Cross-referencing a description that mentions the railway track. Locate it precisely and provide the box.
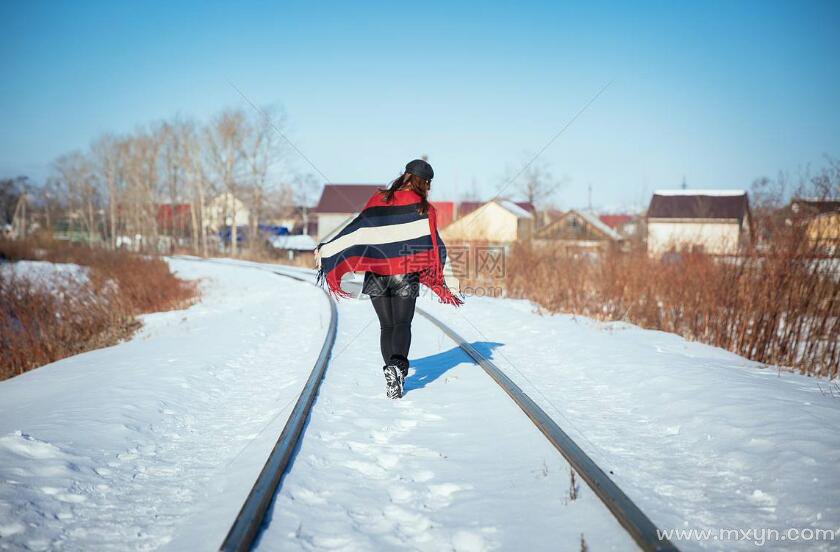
[175,257,676,551]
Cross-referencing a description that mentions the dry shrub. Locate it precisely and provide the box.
[505,225,839,378]
[0,237,197,380]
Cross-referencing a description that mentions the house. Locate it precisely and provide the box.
[312,184,382,241]
[598,214,642,238]
[203,193,250,232]
[430,201,455,229]
[441,199,534,244]
[786,199,840,254]
[156,203,192,237]
[646,190,751,255]
[534,210,624,252]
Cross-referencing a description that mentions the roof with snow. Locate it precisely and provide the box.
[495,199,535,219]
[268,234,317,251]
[534,209,623,242]
[652,189,747,196]
[576,211,623,240]
[312,184,382,213]
[648,190,750,222]
[457,200,535,218]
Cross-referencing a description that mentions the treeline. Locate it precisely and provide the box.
[2,106,317,256]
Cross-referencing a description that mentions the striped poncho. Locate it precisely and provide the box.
[315,189,462,305]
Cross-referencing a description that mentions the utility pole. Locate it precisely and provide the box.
[587,183,592,211]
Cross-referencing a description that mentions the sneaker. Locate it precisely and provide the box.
[383,364,403,399]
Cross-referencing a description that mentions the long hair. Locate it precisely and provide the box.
[380,172,431,215]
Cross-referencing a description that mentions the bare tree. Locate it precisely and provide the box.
[38,177,65,234]
[0,176,28,226]
[502,158,567,212]
[121,130,163,251]
[241,107,286,252]
[175,121,208,256]
[91,134,124,249]
[53,152,100,242]
[459,178,482,202]
[205,109,247,256]
[294,172,319,234]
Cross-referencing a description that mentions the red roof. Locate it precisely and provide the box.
[599,214,634,229]
[312,184,383,213]
[430,201,454,228]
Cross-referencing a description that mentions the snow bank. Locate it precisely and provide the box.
[0,259,330,550]
[0,260,89,289]
[418,293,840,550]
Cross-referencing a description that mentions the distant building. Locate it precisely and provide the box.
[534,210,624,252]
[646,190,751,255]
[598,214,642,238]
[441,199,534,244]
[786,199,840,254]
[203,193,250,232]
[312,184,382,241]
[156,204,192,236]
[430,201,455,229]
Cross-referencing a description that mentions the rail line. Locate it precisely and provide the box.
[174,257,675,551]
[217,268,338,552]
[415,306,677,552]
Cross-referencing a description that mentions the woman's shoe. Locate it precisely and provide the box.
[383,364,403,399]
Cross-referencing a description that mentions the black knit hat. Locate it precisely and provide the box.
[405,159,434,181]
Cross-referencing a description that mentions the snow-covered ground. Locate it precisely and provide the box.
[254,288,632,551]
[415,291,840,551]
[0,259,329,550]
[2,258,838,551]
[0,260,89,289]
[260,261,840,550]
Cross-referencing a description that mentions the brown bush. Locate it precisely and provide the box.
[0,237,197,380]
[504,226,839,378]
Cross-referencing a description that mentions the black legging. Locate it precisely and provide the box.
[371,295,417,363]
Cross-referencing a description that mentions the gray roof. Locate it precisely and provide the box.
[648,190,750,222]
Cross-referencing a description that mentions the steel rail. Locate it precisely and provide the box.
[217,269,338,552]
[173,257,673,551]
[415,306,678,552]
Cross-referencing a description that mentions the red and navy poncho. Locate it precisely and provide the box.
[315,189,462,305]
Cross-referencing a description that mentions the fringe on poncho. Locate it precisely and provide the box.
[315,190,462,305]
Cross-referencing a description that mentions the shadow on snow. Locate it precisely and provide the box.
[404,341,503,395]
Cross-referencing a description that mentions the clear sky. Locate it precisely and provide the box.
[1,1,838,210]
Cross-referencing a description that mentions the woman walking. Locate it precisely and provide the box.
[316,159,462,399]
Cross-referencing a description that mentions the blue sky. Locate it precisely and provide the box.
[1,1,838,209]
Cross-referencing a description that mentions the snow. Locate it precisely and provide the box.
[268,234,316,251]
[0,259,329,550]
[254,293,633,551]
[0,260,89,288]
[495,199,534,219]
[576,210,623,240]
[416,291,840,551]
[653,189,747,196]
[2,257,838,551]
